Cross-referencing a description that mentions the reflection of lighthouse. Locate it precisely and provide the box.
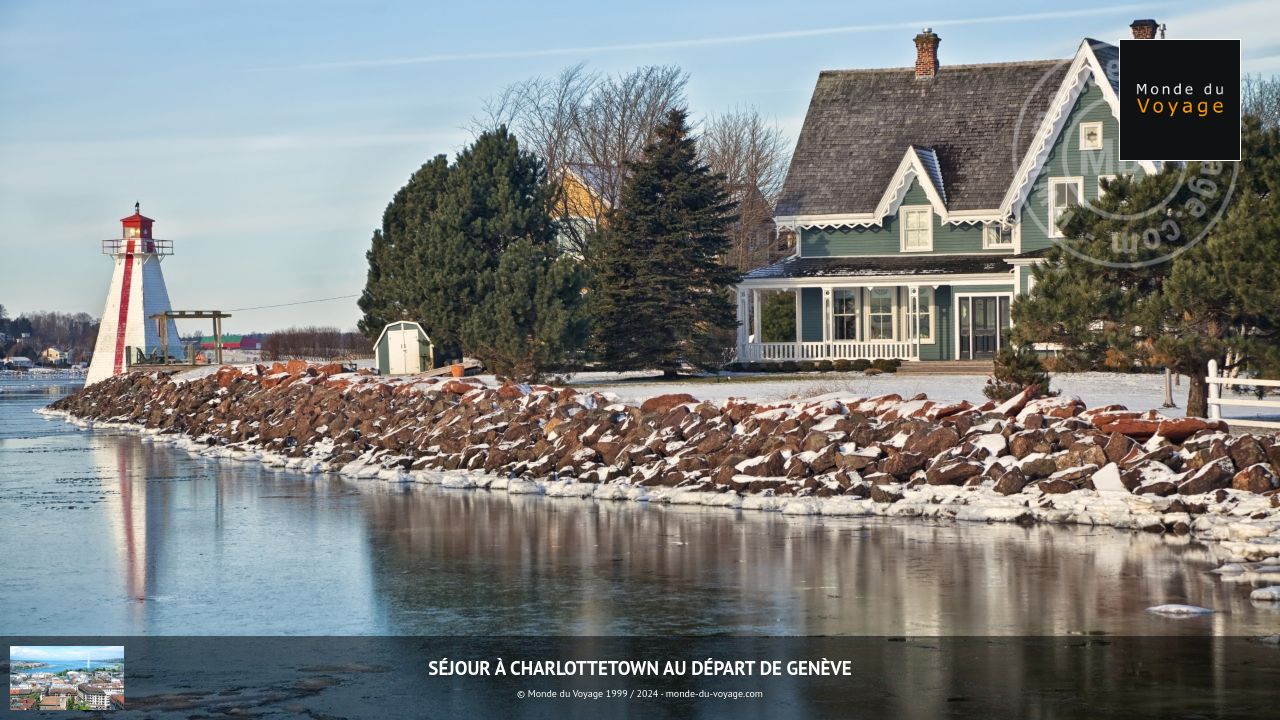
[86,204,182,386]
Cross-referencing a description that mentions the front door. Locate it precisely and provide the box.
[958,296,1010,360]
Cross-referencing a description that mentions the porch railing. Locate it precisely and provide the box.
[737,341,918,363]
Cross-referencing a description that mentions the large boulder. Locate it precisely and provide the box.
[1177,458,1235,495]
[902,426,960,458]
[640,393,697,414]
[1232,464,1279,494]
[925,460,983,486]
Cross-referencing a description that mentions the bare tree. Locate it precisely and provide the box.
[261,327,371,361]
[573,65,688,210]
[477,64,688,258]
[700,107,792,272]
[1242,74,1280,128]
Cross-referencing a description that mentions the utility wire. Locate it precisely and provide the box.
[226,294,358,312]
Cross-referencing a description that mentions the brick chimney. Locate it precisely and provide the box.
[1130,19,1159,39]
[914,28,940,79]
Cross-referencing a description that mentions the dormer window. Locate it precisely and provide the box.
[900,206,933,251]
[1079,121,1103,150]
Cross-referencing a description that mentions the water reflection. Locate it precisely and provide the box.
[2,379,1275,637]
[358,483,1269,636]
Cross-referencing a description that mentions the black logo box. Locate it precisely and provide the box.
[1119,39,1241,162]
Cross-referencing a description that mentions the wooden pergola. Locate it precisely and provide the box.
[149,310,232,365]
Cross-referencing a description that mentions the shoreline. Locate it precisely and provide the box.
[38,364,1280,563]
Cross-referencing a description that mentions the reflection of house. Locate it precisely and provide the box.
[737,22,1158,363]
[40,695,68,710]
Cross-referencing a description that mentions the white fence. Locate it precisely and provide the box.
[737,341,919,363]
[1207,359,1280,430]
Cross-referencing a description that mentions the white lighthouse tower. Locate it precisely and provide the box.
[86,204,183,386]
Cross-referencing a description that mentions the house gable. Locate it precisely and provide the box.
[1015,78,1147,253]
[798,179,1011,258]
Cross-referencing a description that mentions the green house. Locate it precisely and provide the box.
[736,23,1161,363]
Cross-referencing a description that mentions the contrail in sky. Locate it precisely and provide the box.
[256,5,1157,71]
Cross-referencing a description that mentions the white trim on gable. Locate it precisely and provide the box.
[999,40,1159,220]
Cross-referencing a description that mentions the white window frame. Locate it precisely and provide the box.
[907,286,936,343]
[1097,174,1117,197]
[865,287,897,341]
[1079,121,1103,151]
[1048,177,1084,239]
[982,222,1014,249]
[831,288,860,341]
[899,205,933,252]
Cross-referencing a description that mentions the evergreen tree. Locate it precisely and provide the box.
[760,292,796,343]
[412,127,556,358]
[984,344,1054,401]
[1013,118,1280,416]
[461,238,589,380]
[590,109,739,374]
[357,155,450,339]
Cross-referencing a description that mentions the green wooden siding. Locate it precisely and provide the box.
[952,284,1014,294]
[1017,80,1146,253]
[800,288,823,342]
[920,286,953,361]
[799,179,1008,257]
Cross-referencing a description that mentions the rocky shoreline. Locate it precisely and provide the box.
[43,362,1280,560]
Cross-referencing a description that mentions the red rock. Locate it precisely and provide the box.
[441,380,476,395]
[1177,458,1234,495]
[1155,417,1228,443]
[903,426,960,457]
[317,362,344,376]
[496,382,525,400]
[1035,478,1077,494]
[994,386,1035,416]
[924,400,974,421]
[925,460,983,486]
[557,387,578,402]
[640,393,697,414]
[285,359,308,375]
[1232,464,1278,494]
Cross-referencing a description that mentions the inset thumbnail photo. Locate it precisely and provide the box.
[9,646,124,711]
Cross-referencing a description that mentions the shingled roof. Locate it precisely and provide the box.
[775,59,1074,218]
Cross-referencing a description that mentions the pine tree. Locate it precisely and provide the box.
[1012,118,1280,416]
[591,109,739,374]
[461,238,589,380]
[410,127,556,361]
[357,155,450,339]
[984,344,1054,401]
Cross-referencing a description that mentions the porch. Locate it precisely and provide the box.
[734,276,1015,363]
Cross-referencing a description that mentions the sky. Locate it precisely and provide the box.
[2,0,1278,334]
[10,645,124,662]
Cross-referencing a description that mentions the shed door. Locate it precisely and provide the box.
[388,327,412,374]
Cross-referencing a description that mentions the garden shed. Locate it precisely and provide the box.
[374,321,434,376]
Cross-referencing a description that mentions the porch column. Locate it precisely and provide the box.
[736,289,749,353]
[751,289,762,342]
[822,287,833,346]
[908,285,920,361]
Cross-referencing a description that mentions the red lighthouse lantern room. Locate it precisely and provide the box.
[120,201,155,253]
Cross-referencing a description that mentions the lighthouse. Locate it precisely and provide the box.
[85,204,183,386]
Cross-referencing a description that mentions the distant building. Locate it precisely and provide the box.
[77,683,110,710]
[4,356,33,370]
[40,695,67,710]
[110,695,126,709]
[11,697,35,711]
[39,347,69,364]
